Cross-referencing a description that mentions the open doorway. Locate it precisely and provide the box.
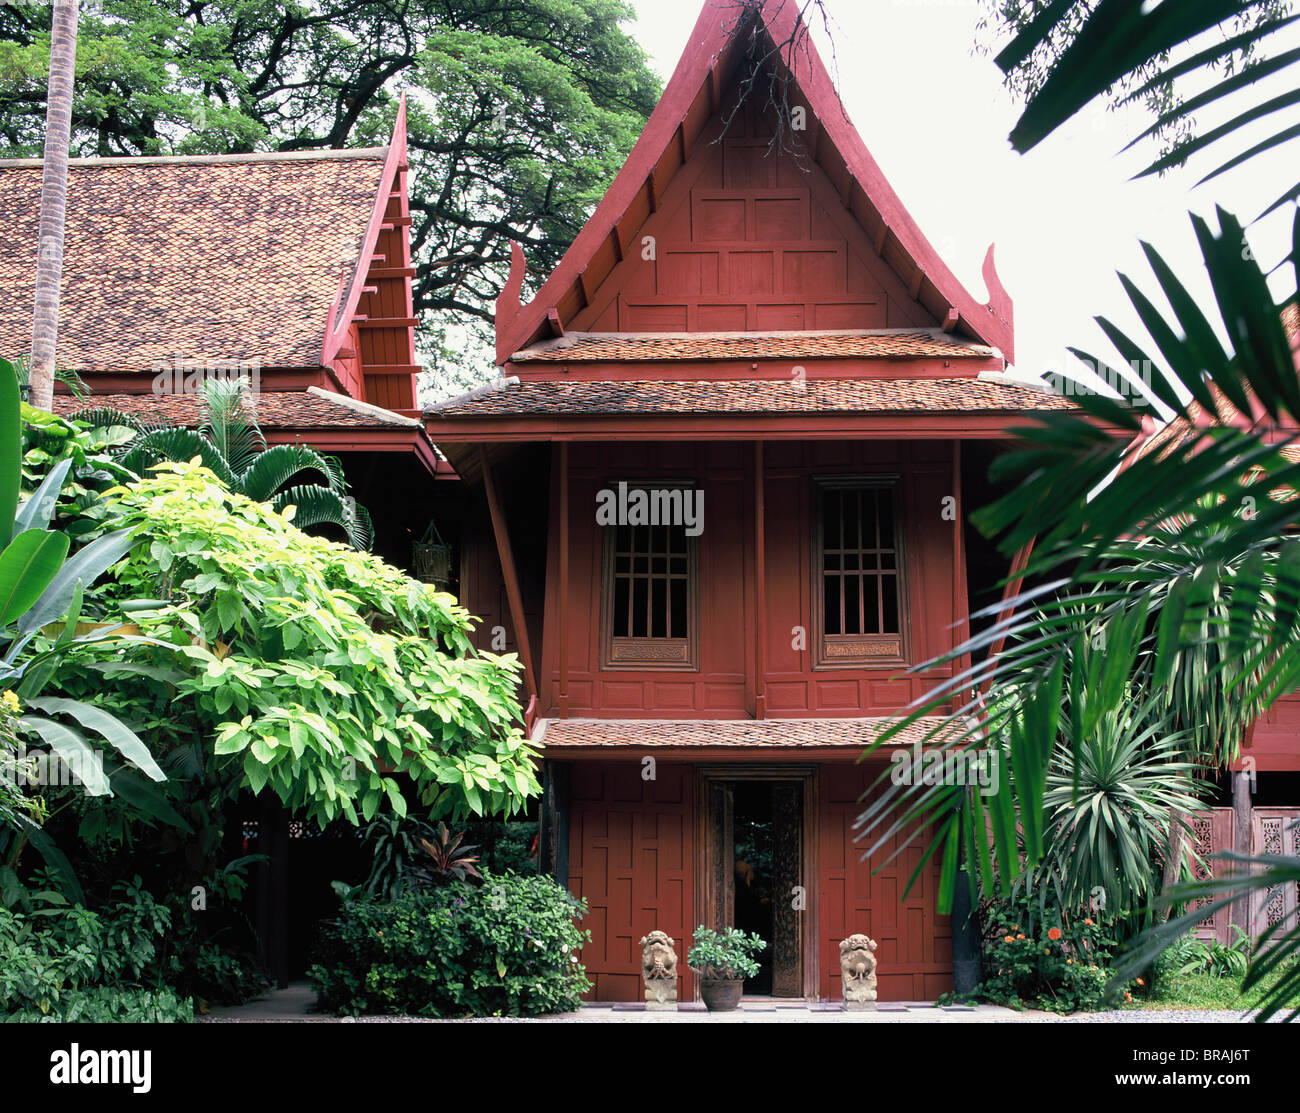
[702,773,808,997]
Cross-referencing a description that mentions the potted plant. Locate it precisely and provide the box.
[687,926,766,1012]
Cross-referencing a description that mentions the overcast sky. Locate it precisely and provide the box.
[625,0,1300,393]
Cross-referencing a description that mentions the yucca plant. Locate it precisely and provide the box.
[74,376,373,550]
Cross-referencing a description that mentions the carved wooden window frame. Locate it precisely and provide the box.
[811,475,909,669]
[599,479,700,671]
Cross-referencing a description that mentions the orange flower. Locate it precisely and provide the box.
[1004,935,1015,943]
[1124,991,1132,1002]
[1016,933,1025,940]
[1083,918,1094,926]
[1136,978,1144,987]
[1048,927,1062,941]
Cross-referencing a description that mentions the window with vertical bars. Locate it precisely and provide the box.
[813,478,906,665]
[602,486,696,668]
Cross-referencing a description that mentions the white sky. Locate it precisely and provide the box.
[625,0,1300,392]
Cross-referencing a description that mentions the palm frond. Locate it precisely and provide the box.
[271,485,370,550]
[238,444,337,503]
[199,376,265,477]
[120,427,237,489]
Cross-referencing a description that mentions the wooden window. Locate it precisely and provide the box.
[812,477,907,667]
[601,483,697,669]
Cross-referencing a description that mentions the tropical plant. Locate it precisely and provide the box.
[74,461,538,826]
[0,877,193,1022]
[79,376,373,550]
[0,358,167,900]
[686,925,766,981]
[310,870,591,1017]
[26,0,79,413]
[412,822,482,888]
[857,0,1300,1022]
[974,891,1123,1013]
[356,813,437,902]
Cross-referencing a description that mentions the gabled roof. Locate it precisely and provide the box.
[53,386,421,431]
[494,0,1014,365]
[0,102,410,378]
[428,375,1072,418]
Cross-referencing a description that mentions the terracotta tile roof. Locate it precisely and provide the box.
[0,150,387,373]
[532,716,965,748]
[427,376,1074,418]
[53,386,419,430]
[511,329,997,363]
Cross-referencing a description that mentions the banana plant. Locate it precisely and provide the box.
[0,357,168,900]
[77,376,373,550]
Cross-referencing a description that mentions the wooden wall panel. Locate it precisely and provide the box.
[567,761,695,1002]
[537,439,961,720]
[1241,692,1300,771]
[817,762,952,1000]
[567,96,931,340]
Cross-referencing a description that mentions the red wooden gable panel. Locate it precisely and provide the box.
[494,0,1014,365]
[565,97,933,346]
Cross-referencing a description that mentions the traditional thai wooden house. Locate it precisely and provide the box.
[423,0,1079,1002]
[0,102,456,574]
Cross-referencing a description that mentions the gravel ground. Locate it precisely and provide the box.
[1062,1009,1272,1023]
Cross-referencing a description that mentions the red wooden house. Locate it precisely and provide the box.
[0,102,456,574]
[424,0,1076,1002]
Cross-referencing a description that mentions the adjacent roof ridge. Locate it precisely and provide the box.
[305,386,419,427]
[0,147,388,170]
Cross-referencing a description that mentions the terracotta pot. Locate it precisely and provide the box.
[699,978,744,1012]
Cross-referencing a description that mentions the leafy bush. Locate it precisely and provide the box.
[1156,928,1252,983]
[71,462,539,826]
[0,879,193,1021]
[3,986,192,1023]
[686,926,766,981]
[309,870,590,1017]
[973,891,1130,1013]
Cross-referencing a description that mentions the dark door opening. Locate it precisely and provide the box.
[706,778,803,997]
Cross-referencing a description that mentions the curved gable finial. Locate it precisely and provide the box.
[981,244,1015,363]
[495,240,528,365]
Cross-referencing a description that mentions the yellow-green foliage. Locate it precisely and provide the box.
[97,463,538,825]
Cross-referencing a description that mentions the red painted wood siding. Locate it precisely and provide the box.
[549,96,933,365]
[1241,692,1300,771]
[818,762,952,1000]
[567,761,696,1002]
[532,439,962,719]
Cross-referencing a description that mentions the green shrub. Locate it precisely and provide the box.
[686,926,766,981]
[0,880,193,1021]
[309,870,590,1017]
[973,891,1131,1013]
[3,986,192,1023]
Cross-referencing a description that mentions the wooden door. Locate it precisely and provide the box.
[771,782,804,996]
[703,777,804,996]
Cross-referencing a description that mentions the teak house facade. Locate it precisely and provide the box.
[424,0,1075,1002]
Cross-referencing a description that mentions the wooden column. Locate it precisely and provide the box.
[1230,770,1253,933]
[480,450,538,705]
[558,443,570,718]
[753,441,767,720]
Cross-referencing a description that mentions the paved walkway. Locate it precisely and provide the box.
[203,983,1267,1023]
[203,983,1053,1022]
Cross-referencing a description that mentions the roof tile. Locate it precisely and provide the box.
[428,376,1074,418]
[0,152,386,373]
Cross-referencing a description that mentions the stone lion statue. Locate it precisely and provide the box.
[839,933,878,1005]
[639,930,679,1008]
